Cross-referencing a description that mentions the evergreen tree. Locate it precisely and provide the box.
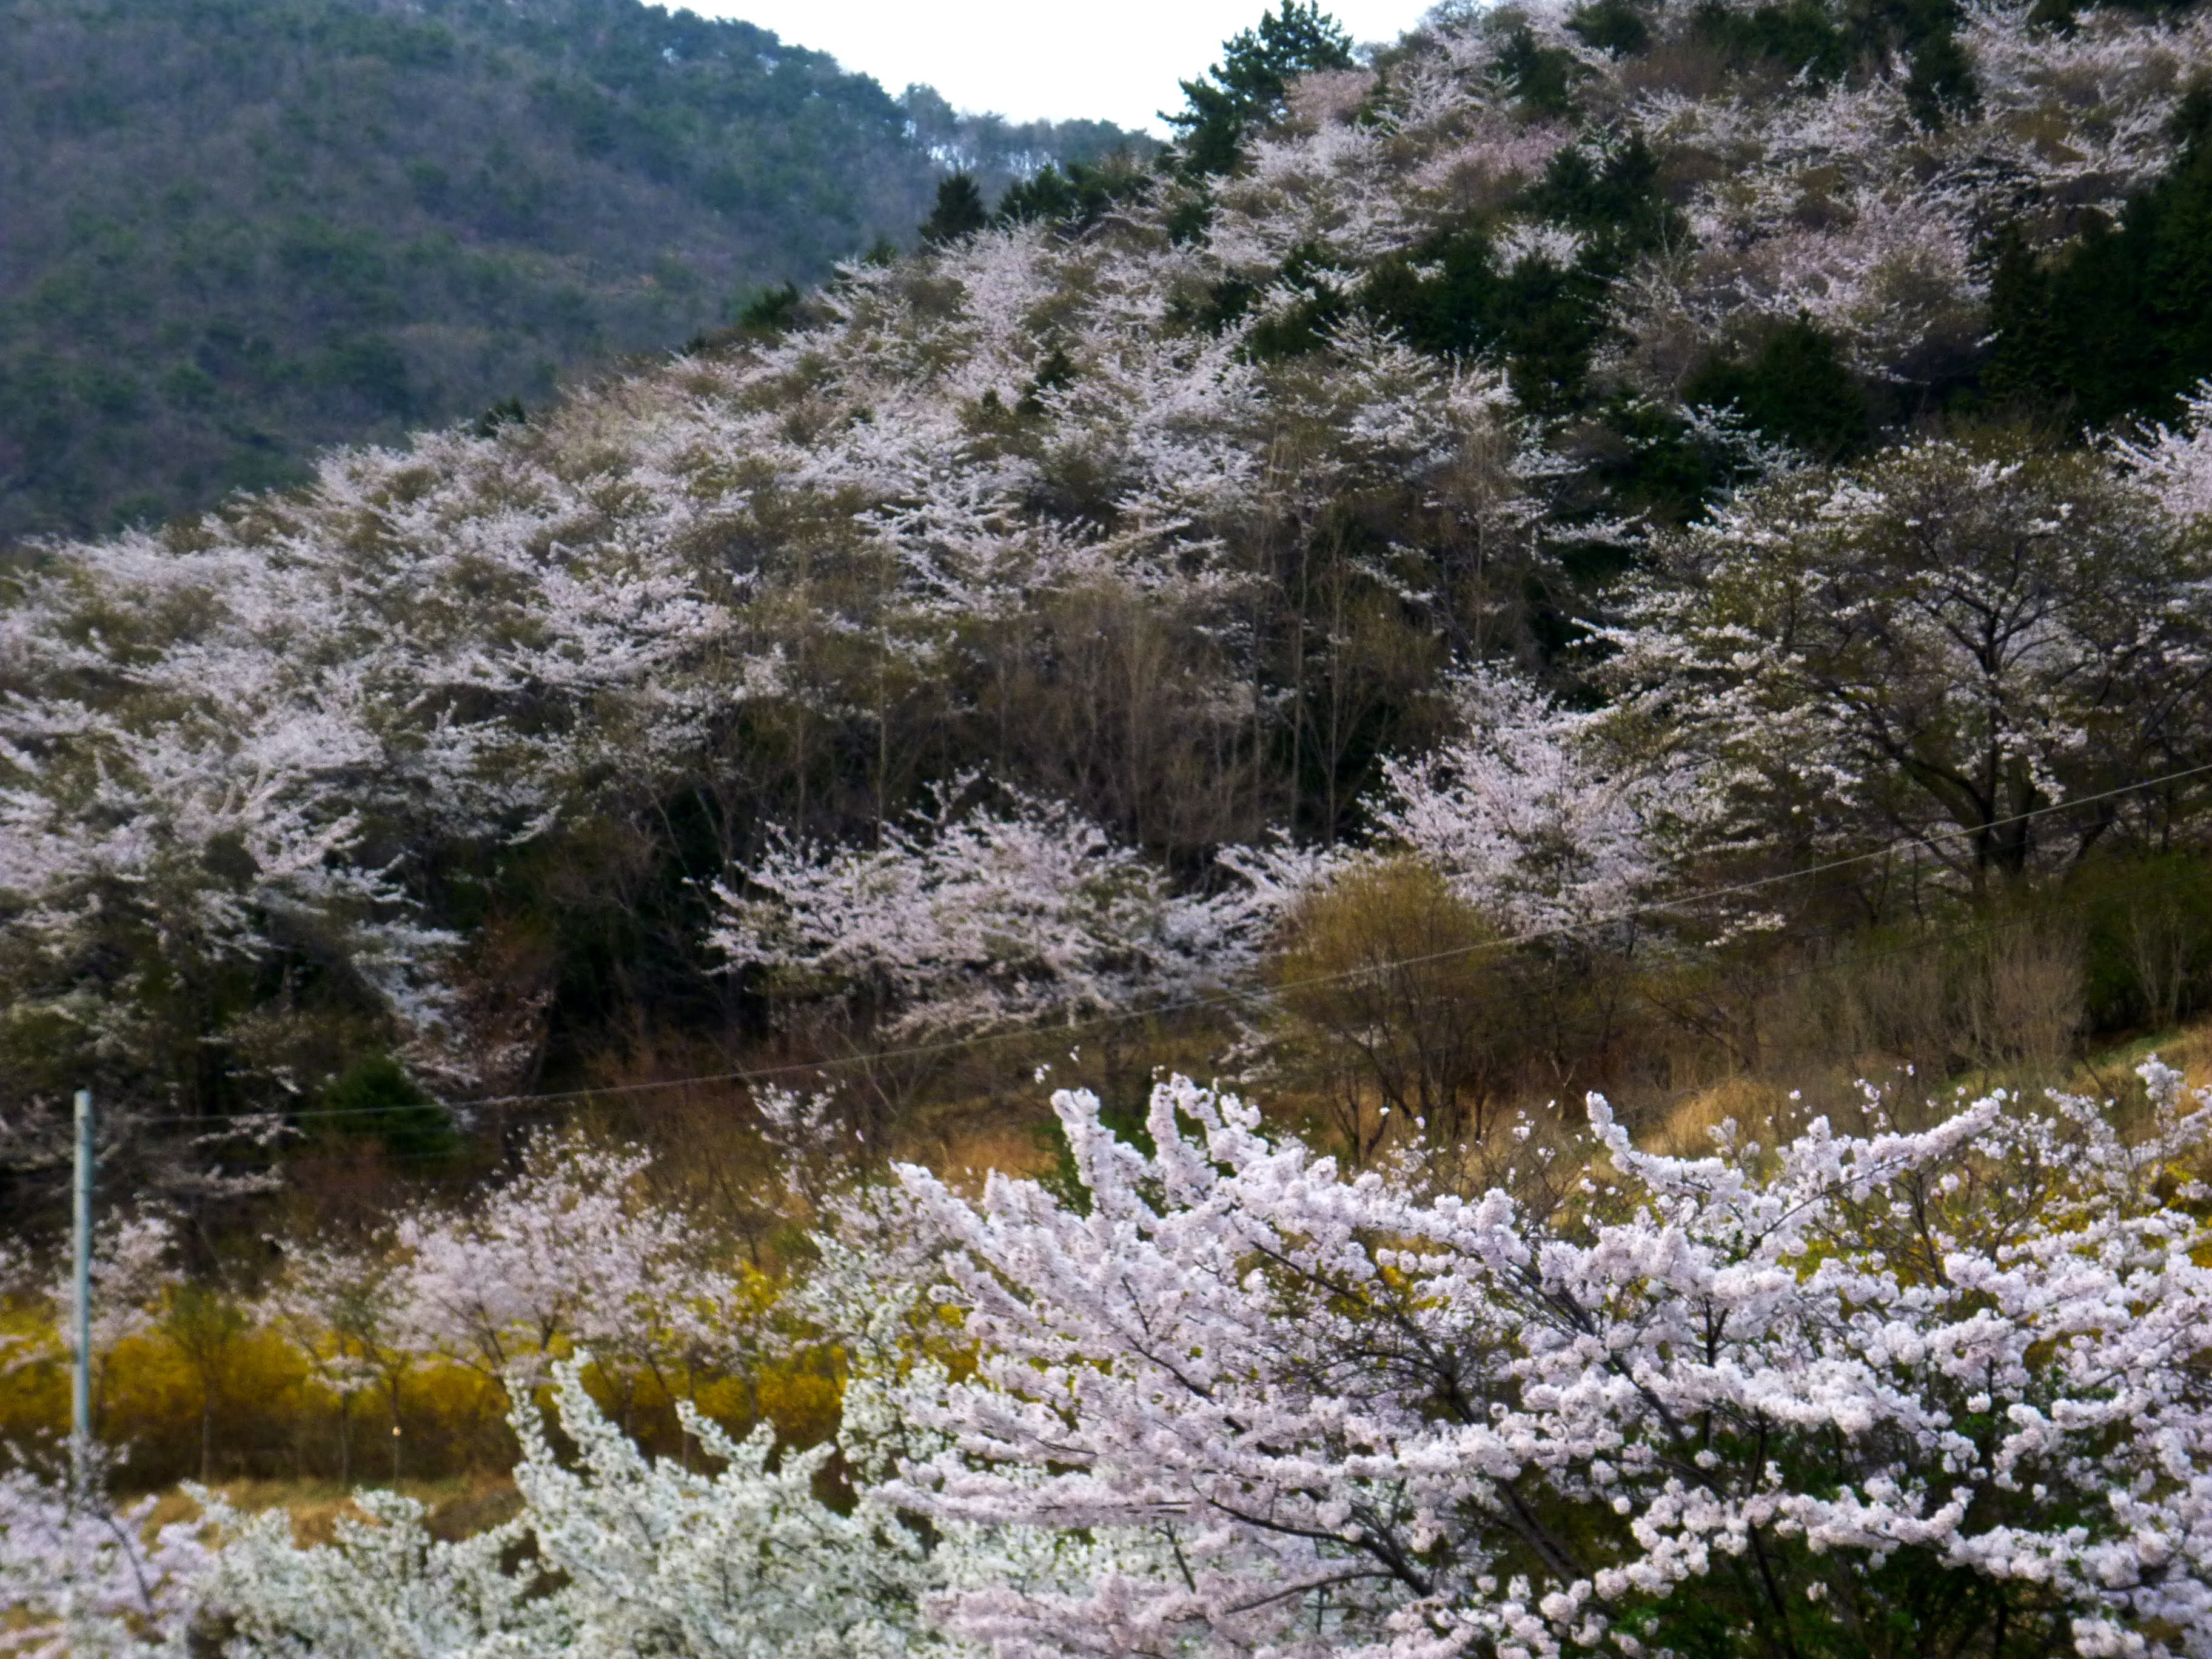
[1984,89,2212,426]
[1166,2,1355,177]
[1683,320,1875,460]
[920,173,990,244]
[996,160,1148,232]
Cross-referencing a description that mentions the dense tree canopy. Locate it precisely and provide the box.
[8,1,2212,1652]
[5,0,2212,1221]
[0,0,1148,543]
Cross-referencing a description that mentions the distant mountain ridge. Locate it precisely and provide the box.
[0,0,1147,541]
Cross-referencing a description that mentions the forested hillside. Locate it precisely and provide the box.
[0,0,1145,543]
[11,2,2212,1654]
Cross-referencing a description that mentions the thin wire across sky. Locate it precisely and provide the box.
[127,758,2212,1130]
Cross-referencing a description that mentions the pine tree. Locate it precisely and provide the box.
[1166,2,1355,177]
[1983,89,2212,426]
[919,173,988,244]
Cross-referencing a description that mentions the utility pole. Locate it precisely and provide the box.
[71,1087,93,1501]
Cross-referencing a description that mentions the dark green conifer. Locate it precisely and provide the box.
[922,173,990,244]
[1983,87,2212,426]
[1166,2,1355,178]
[1683,320,1874,461]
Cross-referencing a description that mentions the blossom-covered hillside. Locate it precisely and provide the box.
[3,0,2212,1205]
[15,7,2212,1651]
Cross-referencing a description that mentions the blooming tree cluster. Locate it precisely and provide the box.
[227,1128,751,1472]
[885,1064,2212,1658]
[2116,380,2212,526]
[711,780,1279,1039]
[1601,435,2212,883]
[1,0,2208,1155]
[381,1131,738,1386]
[201,1357,938,1659]
[11,4,2212,1652]
[10,1060,2212,1655]
[1209,0,2212,391]
[1,1215,179,1409]
[0,1461,209,1659]
[1,1351,947,1659]
[1369,667,1701,935]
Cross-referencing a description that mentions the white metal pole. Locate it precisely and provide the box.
[71,1087,93,1499]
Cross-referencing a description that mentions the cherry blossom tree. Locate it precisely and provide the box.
[202,1356,935,1659]
[203,1485,559,1659]
[1,1216,179,1450]
[712,780,1272,1040]
[1370,665,1701,936]
[886,1063,2212,1658]
[21,1056,2212,1657]
[7,1,2212,1446]
[2114,378,2212,526]
[0,1455,209,1659]
[389,1131,737,1399]
[1599,435,2212,884]
[258,1240,418,1486]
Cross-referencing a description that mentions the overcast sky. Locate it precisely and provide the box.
[686,1,1438,132]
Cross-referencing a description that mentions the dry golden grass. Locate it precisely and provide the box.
[1643,1075,1800,1159]
[142,1469,522,1546]
[922,1114,1062,1194]
[2073,1021,2212,1097]
[1635,1008,2212,1165]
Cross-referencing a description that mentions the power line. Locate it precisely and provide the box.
[186,870,2179,1187]
[123,756,2212,1130]
[67,870,2185,1218]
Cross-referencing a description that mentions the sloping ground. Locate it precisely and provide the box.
[0,0,1144,540]
[3,0,2212,1221]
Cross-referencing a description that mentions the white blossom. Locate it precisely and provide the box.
[712,782,1267,1038]
[1369,666,1701,933]
[886,1062,2212,1657]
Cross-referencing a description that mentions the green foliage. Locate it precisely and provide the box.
[1567,0,1652,54]
[1018,346,1078,415]
[1579,395,1761,532]
[1618,1513,2074,1657]
[1685,0,1977,123]
[0,0,1150,543]
[897,84,1158,189]
[1167,2,1355,177]
[1683,319,1875,459]
[1983,90,2212,427]
[1364,229,1611,410]
[1355,135,1683,407]
[1895,11,1977,126]
[921,175,991,246]
[996,160,1151,233]
[312,1055,457,1164]
[1270,860,1532,1158]
[1689,0,1854,79]
[1244,246,1355,360]
[1495,25,1580,116]
[2076,852,2212,1032]
[717,282,803,344]
[1521,133,1681,271]
[470,396,527,438]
